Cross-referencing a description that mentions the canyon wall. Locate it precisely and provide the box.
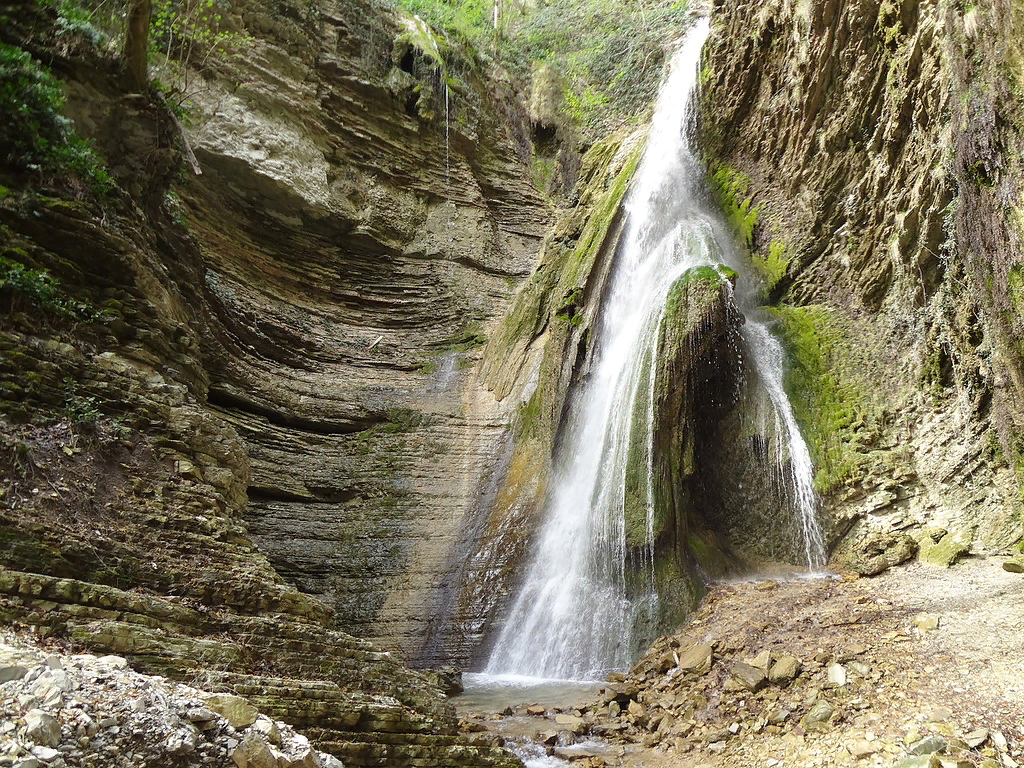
[698,0,1024,558]
[5,2,1024,757]
[0,0,550,762]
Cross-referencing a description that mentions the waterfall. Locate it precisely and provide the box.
[743,319,828,571]
[484,18,825,682]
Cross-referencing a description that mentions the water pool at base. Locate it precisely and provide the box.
[455,672,603,715]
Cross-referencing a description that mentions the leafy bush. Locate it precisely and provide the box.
[149,0,244,98]
[45,0,108,44]
[0,256,98,321]
[395,0,690,139]
[0,258,64,312]
[0,42,111,190]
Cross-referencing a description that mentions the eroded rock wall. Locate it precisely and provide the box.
[0,0,549,762]
[639,266,745,633]
[160,0,551,664]
[699,0,1024,556]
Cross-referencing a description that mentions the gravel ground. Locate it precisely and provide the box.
[871,556,1024,728]
[463,554,1024,768]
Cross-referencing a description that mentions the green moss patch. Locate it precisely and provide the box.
[709,165,759,249]
[767,305,873,493]
[753,239,790,294]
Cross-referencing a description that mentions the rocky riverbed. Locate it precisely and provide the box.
[3,556,1022,768]
[460,556,1024,768]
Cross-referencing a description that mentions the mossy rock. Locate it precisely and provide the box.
[916,528,971,566]
[766,305,876,494]
[848,531,917,576]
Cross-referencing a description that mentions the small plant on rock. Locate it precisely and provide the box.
[0,42,111,191]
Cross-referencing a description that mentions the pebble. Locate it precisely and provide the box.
[966,730,989,748]
[827,664,847,686]
[907,735,947,755]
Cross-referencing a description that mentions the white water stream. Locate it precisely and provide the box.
[484,19,826,683]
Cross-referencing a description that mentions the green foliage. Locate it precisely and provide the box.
[0,256,97,321]
[394,0,690,139]
[46,0,108,44]
[63,377,101,425]
[0,43,111,191]
[149,0,245,100]
[502,0,689,137]
[399,0,492,36]
[710,164,759,248]
[150,0,227,60]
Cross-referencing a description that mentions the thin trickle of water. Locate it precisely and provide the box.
[444,82,451,195]
[443,81,458,264]
[484,18,826,682]
[744,319,828,571]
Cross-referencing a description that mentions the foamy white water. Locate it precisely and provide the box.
[485,18,826,681]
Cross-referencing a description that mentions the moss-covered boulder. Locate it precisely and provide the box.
[848,531,919,577]
[917,528,972,567]
[637,265,744,630]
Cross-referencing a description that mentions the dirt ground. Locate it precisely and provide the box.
[465,555,1024,768]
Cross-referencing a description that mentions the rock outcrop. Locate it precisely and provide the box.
[698,0,1024,557]
[1,0,548,762]
[632,266,745,631]
[166,0,551,664]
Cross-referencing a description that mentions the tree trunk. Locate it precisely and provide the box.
[122,0,152,91]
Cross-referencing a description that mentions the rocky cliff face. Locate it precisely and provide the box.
[698,0,1024,559]
[172,0,550,665]
[1,0,549,762]
[6,0,1024,754]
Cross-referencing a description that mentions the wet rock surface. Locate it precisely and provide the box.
[1,0,550,674]
[698,0,1024,562]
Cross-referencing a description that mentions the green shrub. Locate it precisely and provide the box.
[0,256,97,321]
[0,42,111,190]
[393,0,690,139]
[500,0,688,136]
[45,0,108,44]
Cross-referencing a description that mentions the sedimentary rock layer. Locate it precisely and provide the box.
[0,0,548,762]
[698,0,1024,553]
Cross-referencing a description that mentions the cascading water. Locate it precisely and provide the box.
[744,320,828,571]
[483,18,826,683]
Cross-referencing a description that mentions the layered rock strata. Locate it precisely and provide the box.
[1,0,548,762]
[698,0,1024,555]
[166,0,551,662]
